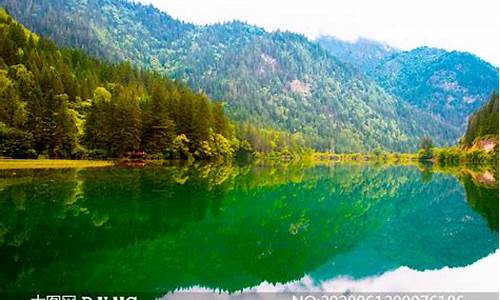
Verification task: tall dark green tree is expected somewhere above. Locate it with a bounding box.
[141,82,176,156]
[191,94,212,146]
[212,102,232,138]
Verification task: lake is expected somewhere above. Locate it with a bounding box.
[0,162,498,299]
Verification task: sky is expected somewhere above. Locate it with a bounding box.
[136,0,500,66]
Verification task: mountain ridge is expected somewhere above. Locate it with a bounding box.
[317,36,499,131]
[316,36,401,73]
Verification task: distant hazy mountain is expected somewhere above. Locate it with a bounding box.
[317,36,498,130]
[316,36,400,73]
[1,0,483,151]
[369,47,498,129]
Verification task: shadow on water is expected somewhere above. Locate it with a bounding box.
[0,162,498,298]
[458,172,498,232]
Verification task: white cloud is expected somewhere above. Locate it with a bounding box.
[136,0,500,66]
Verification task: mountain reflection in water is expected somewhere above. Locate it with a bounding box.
[0,163,498,299]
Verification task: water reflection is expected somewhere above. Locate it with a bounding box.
[0,163,498,299]
[191,250,498,296]
[462,173,498,232]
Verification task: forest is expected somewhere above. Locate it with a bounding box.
[1,5,498,162]
[1,0,485,152]
[463,92,499,146]
[0,9,306,160]
[318,37,499,131]
[417,92,499,166]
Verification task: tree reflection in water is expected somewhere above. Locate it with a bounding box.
[0,162,497,299]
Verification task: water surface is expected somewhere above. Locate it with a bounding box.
[0,163,497,299]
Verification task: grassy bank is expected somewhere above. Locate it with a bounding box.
[0,159,114,170]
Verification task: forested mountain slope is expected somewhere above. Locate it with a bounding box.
[463,92,499,147]
[0,8,237,159]
[370,47,498,129]
[0,0,463,152]
[316,36,400,74]
[318,36,499,131]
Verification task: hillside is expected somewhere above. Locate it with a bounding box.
[463,92,499,147]
[0,8,236,159]
[318,36,499,131]
[0,0,462,152]
[316,36,400,73]
[370,47,498,129]
[429,92,498,166]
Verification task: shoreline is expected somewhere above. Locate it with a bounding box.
[0,159,114,170]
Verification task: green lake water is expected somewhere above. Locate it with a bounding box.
[0,163,498,299]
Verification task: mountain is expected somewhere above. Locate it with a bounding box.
[0,7,239,159]
[0,0,470,152]
[463,92,498,147]
[431,92,498,166]
[317,36,499,131]
[316,36,401,73]
[370,47,498,129]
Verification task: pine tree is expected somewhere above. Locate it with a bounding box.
[212,102,231,138]
[142,82,176,156]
